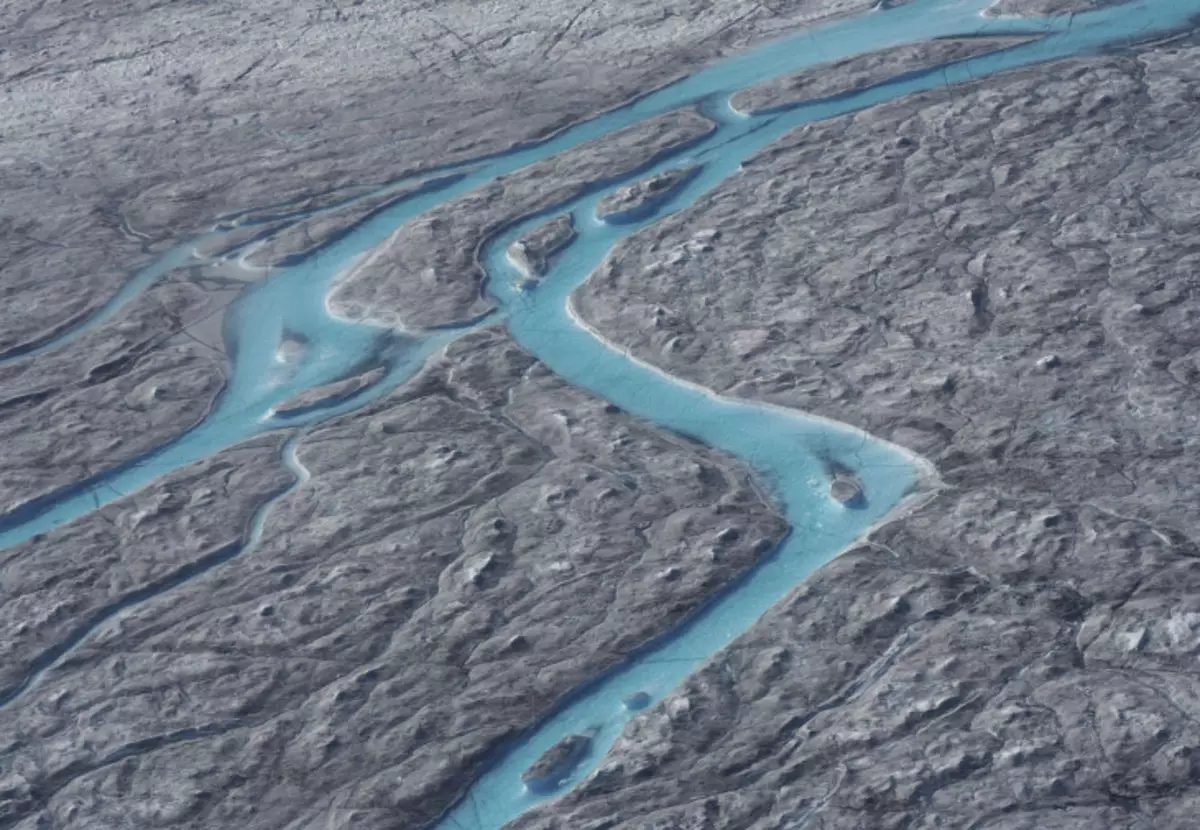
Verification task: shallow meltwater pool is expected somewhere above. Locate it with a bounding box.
[3,0,1198,825]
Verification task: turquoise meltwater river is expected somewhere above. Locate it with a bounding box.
[3,0,1198,826]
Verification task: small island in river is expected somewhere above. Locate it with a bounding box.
[596,166,702,224]
[509,213,577,286]
[521,731,596,793]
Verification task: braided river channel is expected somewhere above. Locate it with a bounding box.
[5,0,1199,827]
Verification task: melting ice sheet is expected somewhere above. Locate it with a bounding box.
[1,0,1198,827]
[430,1,1200,828]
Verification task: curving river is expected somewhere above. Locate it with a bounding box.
[4,0,1199,827]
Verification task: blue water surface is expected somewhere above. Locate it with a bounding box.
[2,0,1198,826]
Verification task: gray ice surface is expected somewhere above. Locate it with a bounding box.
[553,44,1200,829]
[4,0,1200,828]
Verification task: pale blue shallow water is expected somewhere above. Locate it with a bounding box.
[1,0,1197,824]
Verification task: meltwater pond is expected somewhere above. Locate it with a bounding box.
[0,0,1197,822]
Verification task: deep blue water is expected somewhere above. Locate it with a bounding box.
[2,0,1197,827]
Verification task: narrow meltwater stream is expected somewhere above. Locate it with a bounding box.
[1,0,1196,826]
[0,435,310,709]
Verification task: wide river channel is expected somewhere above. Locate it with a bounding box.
[4,0,1199,827]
